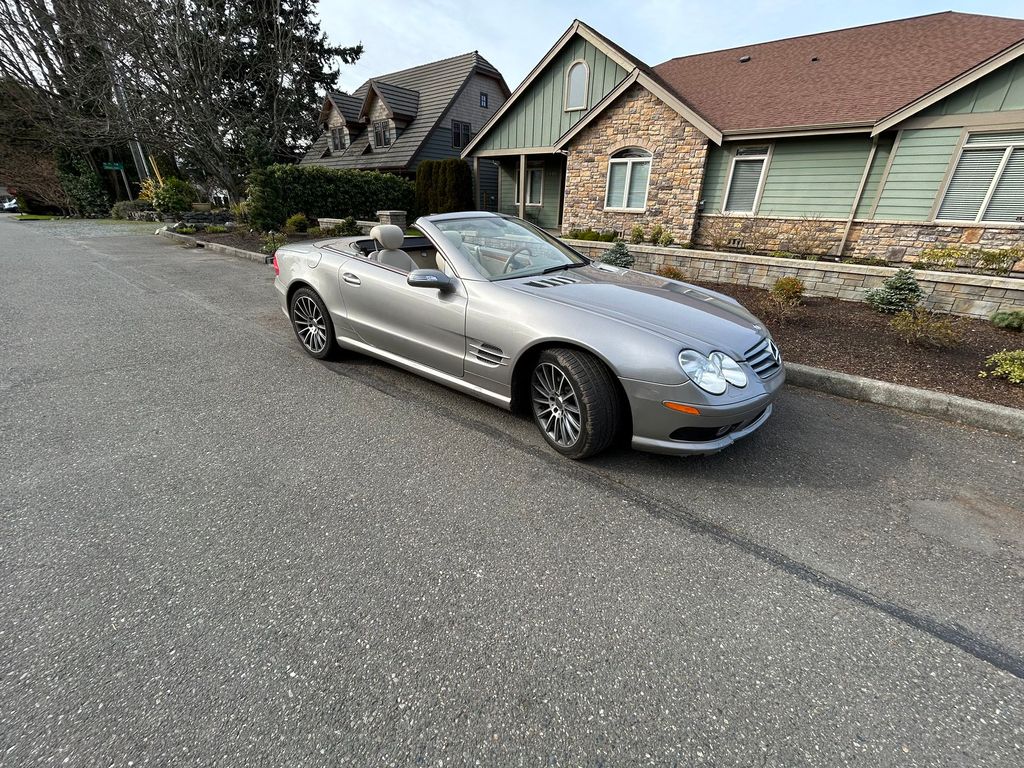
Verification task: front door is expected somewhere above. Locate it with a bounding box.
[337,257,467,377]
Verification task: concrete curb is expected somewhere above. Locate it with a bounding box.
[785,362,1024,438]
[157,227,268,264]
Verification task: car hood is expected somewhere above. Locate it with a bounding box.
[507,265,766,355]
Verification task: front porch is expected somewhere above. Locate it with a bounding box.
[473,153,566,231]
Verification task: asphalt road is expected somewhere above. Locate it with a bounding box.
[1,215,1022,767]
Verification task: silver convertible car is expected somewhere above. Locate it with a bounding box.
[273,212,784,459]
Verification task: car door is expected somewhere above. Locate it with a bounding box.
[337,255,467,377]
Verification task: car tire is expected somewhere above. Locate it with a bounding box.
[530,348,621,460]
[289,287,335,359]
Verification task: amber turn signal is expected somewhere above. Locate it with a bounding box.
[662,401,701,415]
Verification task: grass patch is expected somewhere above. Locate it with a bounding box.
[16,214,58,221]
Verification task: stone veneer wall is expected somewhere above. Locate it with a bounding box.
[694,214,1024,273]
[565,239,1024,319]
[562,84,709,244]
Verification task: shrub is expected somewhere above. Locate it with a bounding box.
[110,200,139,219]
[260,231,286,254]
[914,247,961,272]
[601,240,634,268]
[976,247,1021,276]
[991,310,1024,332]
[415,158,472,214]
[284,212,310,233]
[649,224,664,245]
[771,277,805,306]
[138,178,160,203]
[890,307,961,349]
[657,231,675,247]
[229,200,249,224]
[247,164,415,232]
[865,268,923,314]
[629,224,645,244]
[152,177,198,215]
[56,153,110,216]
[305,226,322,237]
[334,216,361,236]
[565,228,617,242]
[205,225,228,234]
[656,265,688,281]
[979,349,1024,385]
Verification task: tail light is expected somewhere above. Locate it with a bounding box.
[272,251,280,276]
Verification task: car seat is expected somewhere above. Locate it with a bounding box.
[370,225,415,271]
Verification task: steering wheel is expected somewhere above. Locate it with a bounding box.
[502,247,533,274]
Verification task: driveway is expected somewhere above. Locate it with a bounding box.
[1,216,1022,766]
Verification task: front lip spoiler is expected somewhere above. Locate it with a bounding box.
[631,403,774,456]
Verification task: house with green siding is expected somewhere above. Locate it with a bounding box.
[464,12,1024,263]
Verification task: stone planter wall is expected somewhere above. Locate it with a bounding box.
[565,239,1024,319]
[694,214,1024,273]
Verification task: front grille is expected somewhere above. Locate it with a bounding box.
[744,337,782,379]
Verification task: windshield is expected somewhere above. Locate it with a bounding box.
[432,216,588,281]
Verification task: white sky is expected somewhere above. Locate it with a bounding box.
[320,0,1024,93]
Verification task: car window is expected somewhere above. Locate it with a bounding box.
[433,217,587,281]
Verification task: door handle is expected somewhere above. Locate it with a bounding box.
[342,272,361,286]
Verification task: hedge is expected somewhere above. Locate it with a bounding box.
[247,164,415,232]
[414,158,473,215]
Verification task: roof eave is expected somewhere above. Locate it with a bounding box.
[721,123,875,140]
[872,37,1024,136]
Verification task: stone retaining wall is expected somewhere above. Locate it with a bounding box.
[694,214,1024,272]
[566,239,1024,319]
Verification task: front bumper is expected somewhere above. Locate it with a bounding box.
[621,370,784,456]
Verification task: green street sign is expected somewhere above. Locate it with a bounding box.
[102,162,125,171]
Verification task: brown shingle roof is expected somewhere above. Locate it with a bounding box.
[653,11,1024,133]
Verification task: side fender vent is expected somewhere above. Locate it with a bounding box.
[469,340,509,367]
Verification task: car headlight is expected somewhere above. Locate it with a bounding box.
[678,350,747,395]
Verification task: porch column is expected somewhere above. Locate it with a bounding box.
[518,153,526,220]
[473,156,481,209]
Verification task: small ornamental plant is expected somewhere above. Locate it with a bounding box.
[601,240,634,268]
[770,276,805,307]
[284,212,310,233]
[656,264,688,281]
[649,224,664,245]
[990,310,1024,332]
[629,224,645,244]
[979,349,1024,385]
[658,231,675,247]
[865,268,923,314]
[890,307,961,349]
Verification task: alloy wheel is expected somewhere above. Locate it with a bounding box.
[531,362,582,448]
[292,295,327,354]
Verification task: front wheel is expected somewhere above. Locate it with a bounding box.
[289,288,335,359]
[530,348,622,459]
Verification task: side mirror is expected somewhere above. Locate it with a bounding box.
[407,268,455,293]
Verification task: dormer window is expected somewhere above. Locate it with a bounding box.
[565,60,589,111]
[373,120,391,148]
[330,127,347,152]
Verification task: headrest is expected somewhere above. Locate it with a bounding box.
[370,224,404,251]
[445,231,464,247]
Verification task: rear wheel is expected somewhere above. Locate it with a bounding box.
[530,348,621,459]
[289,288,335,359]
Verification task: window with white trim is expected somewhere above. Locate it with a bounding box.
[565,61,589,111]
[604,148,651,211]
[515,166,544,206]
[724,146,769,213]
[937,131,1024,223]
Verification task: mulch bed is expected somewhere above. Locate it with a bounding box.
[695,281,1024,410]
[195,230,318,253]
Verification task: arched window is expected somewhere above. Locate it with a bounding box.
[605,148,652,211]
[565,61,589,111]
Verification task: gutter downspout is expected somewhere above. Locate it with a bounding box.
[839,136,878,256]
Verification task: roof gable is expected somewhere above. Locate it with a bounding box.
[464,20,640,155]
[361,80,421,121]
[653,11,1024,135]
